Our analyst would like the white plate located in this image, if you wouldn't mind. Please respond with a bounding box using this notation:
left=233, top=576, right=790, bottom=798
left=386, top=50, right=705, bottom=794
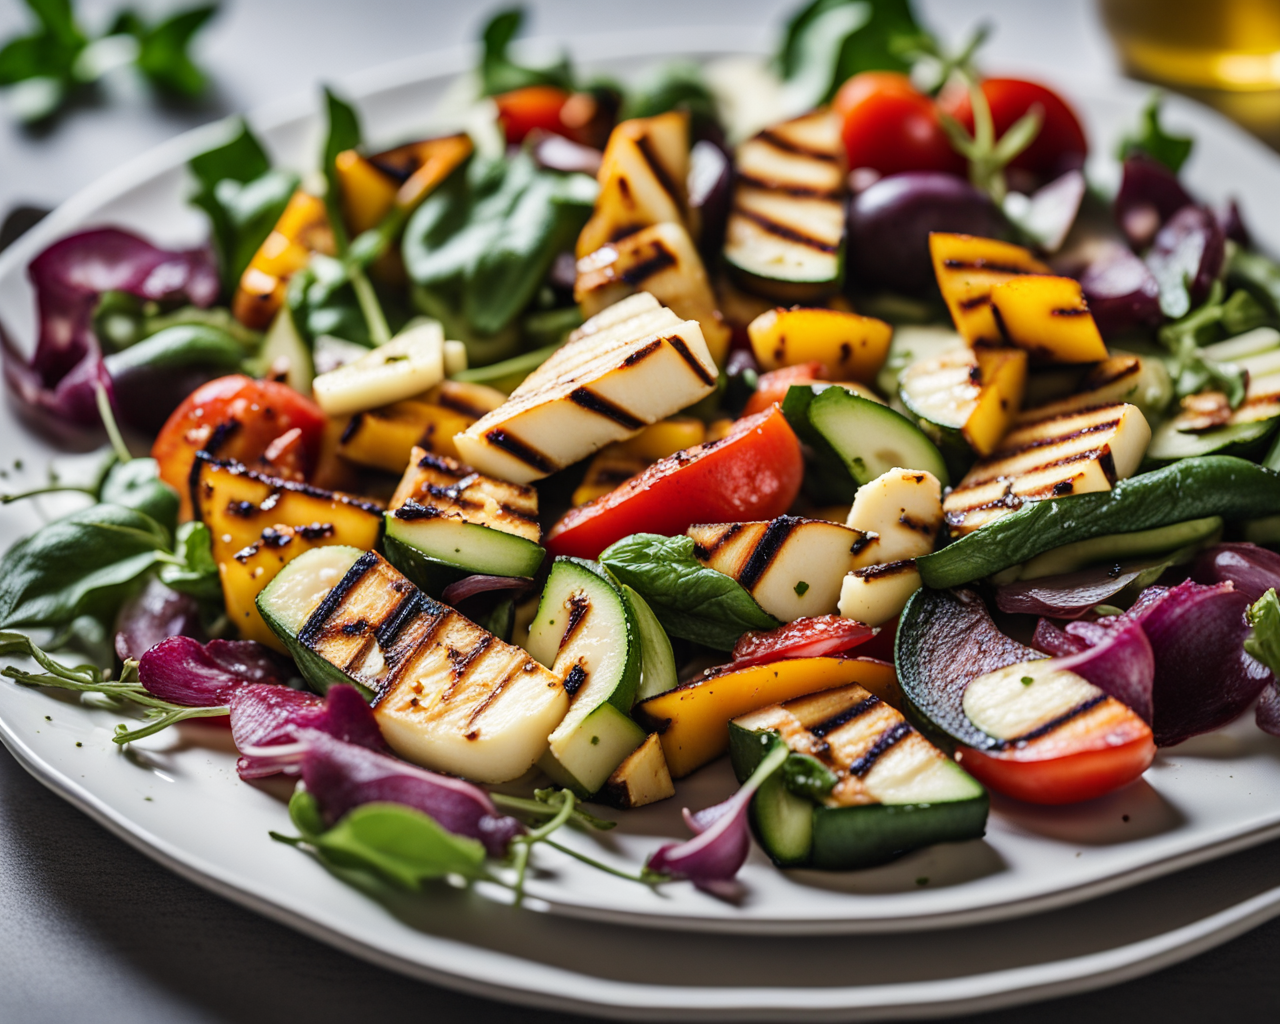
left=2, top=24, right=1280, bottom=1015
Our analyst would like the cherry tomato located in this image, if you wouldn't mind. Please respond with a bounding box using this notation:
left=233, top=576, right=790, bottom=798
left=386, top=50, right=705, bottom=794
left=152, top=375, right=326, bottom=521
left=730, top=615, right=877, bottom=670
left=938, top=78, right=1088, bottom=179
left=545, top=405, right=803, bottom=560
left=494, top=86, right=572, bottom=145
left=956, top=698, right=1155, bottom=805
left=742, top=362, right=828, bottom=418
left=834, top=71, right=963, bottom=177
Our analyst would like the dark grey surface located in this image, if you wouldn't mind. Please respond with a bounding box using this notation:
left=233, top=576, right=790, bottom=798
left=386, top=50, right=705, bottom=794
left=1, top=1, right=1278, bottom=1021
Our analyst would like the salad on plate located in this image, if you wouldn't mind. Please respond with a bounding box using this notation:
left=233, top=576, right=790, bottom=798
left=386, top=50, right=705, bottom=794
left=1, top=0, right=1279, bottom=903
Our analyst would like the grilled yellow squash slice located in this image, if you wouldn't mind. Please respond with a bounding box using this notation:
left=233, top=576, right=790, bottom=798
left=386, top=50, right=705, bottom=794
left=929, top=233, right=1051, bottom=347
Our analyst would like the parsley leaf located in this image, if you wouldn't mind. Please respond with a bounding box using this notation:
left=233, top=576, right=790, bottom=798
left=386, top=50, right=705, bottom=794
left=1245, top=589, right=1280, bottom=677
left=1119, top=93, right=1194, bottom=175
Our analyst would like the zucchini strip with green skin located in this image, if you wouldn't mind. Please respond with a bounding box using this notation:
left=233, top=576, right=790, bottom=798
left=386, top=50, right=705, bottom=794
left=918, top=457, right=1280, bottom=589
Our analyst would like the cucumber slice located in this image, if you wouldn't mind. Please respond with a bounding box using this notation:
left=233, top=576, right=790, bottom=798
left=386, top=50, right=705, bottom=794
left=810, top=795, right=988, bottom=871
left=807, top=384, right=950, bottom=486
left=383, top=509, right=546, bottom=594
left=751, top=769, right=813, bottom=867
left=257, top=306, right=313, bottom=393
left=1201, top=326, right=1280, bottom=361
left=1147, top=418, right=1275, bottom=462
left=1016, top=515, right=1223, bottom=580
left=256, top=545, right=371, bottom=696
left=623, top=584, right=679, bottom=702
left=527, top=558, right=644, bottom=795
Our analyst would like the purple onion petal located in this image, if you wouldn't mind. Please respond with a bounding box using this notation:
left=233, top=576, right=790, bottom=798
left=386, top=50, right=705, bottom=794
left=1114, top=154, right=1194, bottom=249
left=1078, top=239, right=1164, bottom=337
left=1258, top=682, right=1280, bottom=737
left=997, top=562, right=1158, bottom=619
left=1057, top=617, right=1155, bottom=724
left=1217, top=198, right=1252, bottom=249
left=3, top=228, right=217, bottom=430
left=1013, top=169, right=1086, bottom=254
left=114, top=578, right=203, bottom=662
left=204, top=639, right=291, bottom=685
left=441, top=574, right=534, bottom=606
left=1146, top=206, right=1225, bottom=319
left=648, top=742, right=787, bottom=891
left=231, top=683, right=383, bottom=779
left=1192, top=543, right=1280, bottom=603
left=298, top=730, right=523, bottom=857
left=138, top=635, right=289, bottom=707
left=530, top=130, right=603, bottom=176
left=1032, top=618, right=1090, bottom=657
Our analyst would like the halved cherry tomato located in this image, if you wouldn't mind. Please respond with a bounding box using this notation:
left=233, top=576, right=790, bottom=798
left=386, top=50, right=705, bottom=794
left=545, top=405, right=803, bottom=560
left=494, top=85, right=572, bottom=145
left=152, top=375, right=326, bottom=521
left=742, top=361, right=828, bottom=418
left=956, top=697, right=1155, bottom=805
left=834, top=71, right=963, bottom=177
left=730, top=615, right=876, bottom=670
left=938, top=78, right=1088, bottom=179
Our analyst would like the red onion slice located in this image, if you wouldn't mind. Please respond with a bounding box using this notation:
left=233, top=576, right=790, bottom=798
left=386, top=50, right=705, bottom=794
left=114, top=578, right=203, bottom=662
left=997, top=562, right=1163, bottom=619
left=1193, top=543, right=1280, bottom=603
left=441, top=574, right=533, bottom=606
left=138, top=635, right=289, bottom=707
left=230, top=683, right=383, bottom=778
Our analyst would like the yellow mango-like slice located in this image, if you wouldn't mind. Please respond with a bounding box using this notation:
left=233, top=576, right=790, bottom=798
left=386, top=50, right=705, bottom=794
left=990, top=275, right=1109, bottom=363
left=747, top=306, right=892, bottom=383
left=930, top=233, right=1050, bottom=346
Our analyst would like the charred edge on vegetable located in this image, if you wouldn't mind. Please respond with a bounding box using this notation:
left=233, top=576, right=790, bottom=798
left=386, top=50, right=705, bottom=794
left=432, top=391, right=491, bottom=420
left=852, top=558, right=917, bottom=580
left=569, top=387, right=645, bottom=430
left=339, top=413, right=364, bottom=445
left=393, top=499, right=439, bottom=521
left=483, top=428, right=555, bottom=474
left=375, top=590, right=430, bottom=649
left=692, top=523, right=743, bottom=560
left=733, top=207, right=838, bottom=253
left=558, top=591, right=592, bottom=651
left=1051, top=306, right=1090, bottom=317
left=756, top=129, right=838, bottom=162
left=635, top=133, right=683, bottom=208
left=462, top=666, right=517, bottom=734
left=665, top=334, right=717, bottom=387
left=738, top=516, right=802, bottom=590
left=1001, top=693, right=1108, bottom=749
left=734, top=173, right=840, bottom=199
left=619, top=243, right=678, bottom=286
left=810, top=695, right=881, bottom=738
left=297, top=522, right=336, bottom=540
left=446, top=635, right=493, bottom=684
left=191, top=451, right=385, bottom=514
left=204, top=418, right=241, bottom=456
left=563, top=663, right=587, bottom=697
left=622, top=339, right=663, bottom=367
left=847, top=721, right=912, bottom=777
left=298, top=550, right=380, bottom=646
left=942, top=258, right=1039, bottom=275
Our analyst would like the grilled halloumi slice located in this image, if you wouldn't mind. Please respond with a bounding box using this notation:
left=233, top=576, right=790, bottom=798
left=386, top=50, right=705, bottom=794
left=311, top=321, right=446, bottom=416
left=688, top=516, right=873, bottom=621
left=724, top=109, right=845, bottom=301
left=929, top=233, right=1051, bottom=347
left=454, top=294, right=718, bottom=483
left=1017, top=354, right=1171, bottom=425
left=942, top=402, right=1151, bottom=536
left=577, top=112, right=689, bottom=258
left=838, top=560, right=922, bottom=627
left=845, top=468, right=943, bottom=565
left=296, top=551, right=568, bottom=783
left=576, top=221, right=731, bottom=364
left=390, top=447, right=540, bottom=540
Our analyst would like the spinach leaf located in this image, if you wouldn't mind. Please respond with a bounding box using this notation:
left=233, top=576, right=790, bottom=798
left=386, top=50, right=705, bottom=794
left=620, top=63, right=720, bottom=134
left=189, top=121, right=298, bottom=294
left=1119, top=93, right=1194, bottom=175
left=403, top=151, right=595, bottom=338
left=776, top=0, right=925, bottom=107
left=321, top=87, right=361, bottom=253
left=1245, top=589, right=1280, bottom=677
left=158, top=521, right=221, bottom=604
left=599, top=533, right=779, bottom=651
left=280, top=789, right=487, bottom=891
left=98, top=458, right=179, bottom=535
left=0, top=503, right=173, bottom=628
left=479, top=7, right=573, bottom=97
left=286, top=254, right=372, bottom=346
left=1228, top=246, right=1280, bottom=321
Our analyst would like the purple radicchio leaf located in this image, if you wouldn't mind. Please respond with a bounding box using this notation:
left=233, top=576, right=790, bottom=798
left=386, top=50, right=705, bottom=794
left=1114, top=153, right=1194, bottom=249
left=1217, top=198, right=1252, bottom=249
left=647, top=741, right=789, bottom=896
left=1, top=228, right=217, bottom=430
left=297, top=729, right=524, bottom=858
left=230, top=683, right=384, bottom=779
left=114, top=577, right=204, bottom=662
left=1032, top=617, right=1090, bottom=657
left=138, top=635, right=289, bottom=707
left=1192, top=543, right=1280, bottom=603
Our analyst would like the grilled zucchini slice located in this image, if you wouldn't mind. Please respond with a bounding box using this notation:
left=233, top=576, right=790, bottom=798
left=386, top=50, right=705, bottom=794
left=257, top=548, right=569, bottom=783
left=526, top=558, right=646, bottom=795
left=730, top=684, right=988, bottom=870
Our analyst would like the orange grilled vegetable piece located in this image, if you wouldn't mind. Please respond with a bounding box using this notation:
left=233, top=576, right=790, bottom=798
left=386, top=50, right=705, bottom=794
left=232, top=192, right=334, bottom=330
left=990, top=275, right=1109, bottom=363
left=635, top=656, right=898, bottom=778
left=747, top=306, right=892, bottom=383
left=929, top=233, right=1050, bottom=347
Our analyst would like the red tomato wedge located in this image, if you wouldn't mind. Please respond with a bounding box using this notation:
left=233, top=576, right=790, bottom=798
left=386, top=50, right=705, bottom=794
left=956, top=697, right=1155, bottom=805
left=544, top=405, right=803, bottom=560
left=835, top=71, right=963, bottom=177
left=152, top=375, right=326, bottom=521
left=494, top=85, right=571, bottom=145
left=730, top=615, right=877, bottom=670
left=743, top=362, right=828, bottom=418
left=938, top=78, right=1088, bottom=179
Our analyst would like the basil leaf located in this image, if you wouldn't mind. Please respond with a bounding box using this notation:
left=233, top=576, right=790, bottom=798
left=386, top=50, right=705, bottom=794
left=98, top=458, right=179, bottom=536
left=287, top=255, right=371, bottom=346
left=126, top=3, right=217, bottom=97
left=189, top=122, right=297, bottom=294
left=1245, top=589, right=1280, bottom=677
left=599, top=533, right=779, bottom=651
left=0, top=503, right=172, bottom=628
left=620, top=63, right=720, bottom=132
left=1118, top=94, right=1194, bottom=175
left=286, top=790, right=487, bottom=891
left=321, top=86, right=361, bottom=253
left=1228, top=246, right=1280, bottom=321
left=0, top=0, right=86, bottom=88
left=158, top=521, right=221, bottom=604
left=479, top=7, right=573, bottom=96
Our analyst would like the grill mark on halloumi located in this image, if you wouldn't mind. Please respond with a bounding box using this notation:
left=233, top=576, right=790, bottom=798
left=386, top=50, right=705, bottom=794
left=375, top=590, right=430, bottom=650
left=737, top=515, right=802, bottom=590
left=732, top=205, right=839, bottom=253
left=757, top=128, right=838, bottom=161
left=483, top=428, right=556, bottom=474
left=667, top=334, right=718, bottom=386
left=691, top=523, right=743, bottom=559
left=298, top=551, right=378, bottom=647
left=622, top=338, right=664, bottom=366
left=847, top=720, right=911, bottom=777
left=734, top=172, right=840, bottom=199
left=568, top=387, right=646, bottom=429
left=635, top=134, right=682, bottom=208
